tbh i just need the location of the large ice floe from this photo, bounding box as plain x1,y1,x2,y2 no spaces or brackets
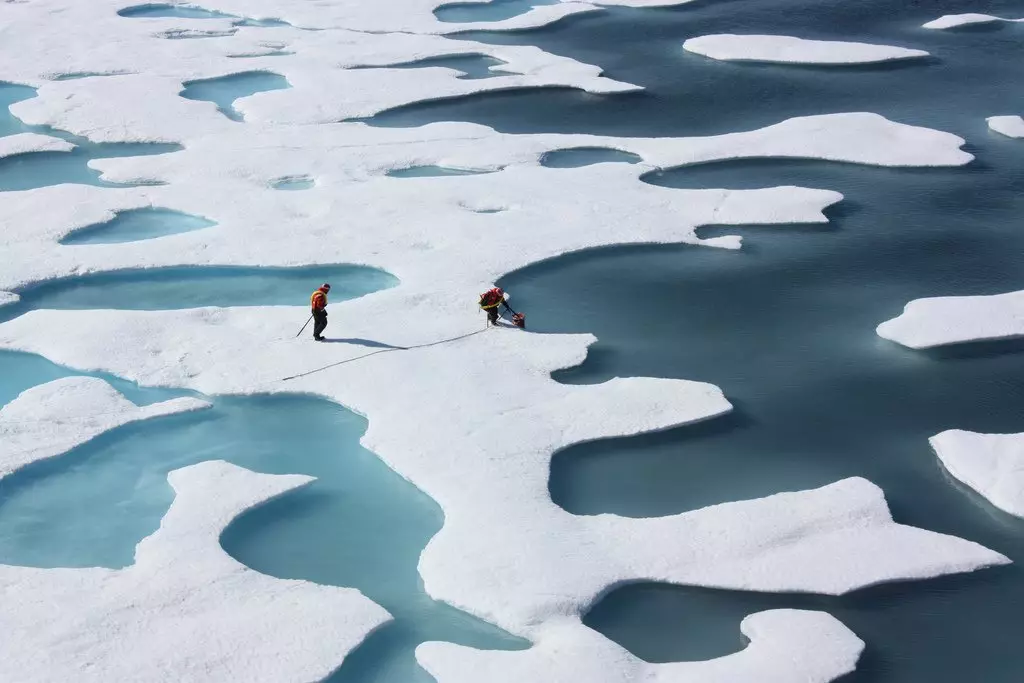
877,290,1024,348
683,34,929,65
0,0,1010,680
931,430,1024,518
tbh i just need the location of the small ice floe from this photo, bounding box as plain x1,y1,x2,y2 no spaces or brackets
987,115,1024,138
683,34,929,65
877,290,1024,348
931,429,1024,518
923,13,1023,30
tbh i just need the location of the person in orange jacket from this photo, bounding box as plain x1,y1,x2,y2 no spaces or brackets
310,283,331,341
479,286,511,326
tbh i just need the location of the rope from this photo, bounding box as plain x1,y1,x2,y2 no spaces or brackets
277,327,490,382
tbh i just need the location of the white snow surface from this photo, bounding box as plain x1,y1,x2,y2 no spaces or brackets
0,376,208,479
0,291,17,308
0,459,391,682
0,132,74,159
0,0,1006,680
932,430,1024,518
420,609,864,683
923,13,1023,29
987,115,1024,138
877,289,1024,348
683,34,929,64
0,308,1009,635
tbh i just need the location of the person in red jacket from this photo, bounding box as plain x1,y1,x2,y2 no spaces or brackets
310,283,330,341
479,286,510,326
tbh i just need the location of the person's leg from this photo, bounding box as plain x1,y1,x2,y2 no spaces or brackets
313,311,328,339
487,307,498,325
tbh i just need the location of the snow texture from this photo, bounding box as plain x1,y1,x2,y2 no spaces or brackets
0,309,1009,636
923,13,1023,29
0,376,208,479
0,132,74,159
683,34,929,65
931,430,1024,518
0,291,17,308
877,290,1024,348
0,459,391,682
988,115,1024,138
0,0,1006,680
419,609,864,683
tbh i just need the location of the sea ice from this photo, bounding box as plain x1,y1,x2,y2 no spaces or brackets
0,132,74,159
987,115,1024,138
877,290,1024,348
683,34,929,65
923,13,1023,29
0,309,1008,637
0,0,1009,680
0,459,391,682
0,376,207,479
419,610,863,683
931,430,1024,518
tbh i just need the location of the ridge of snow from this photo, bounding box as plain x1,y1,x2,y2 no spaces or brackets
931,429,1024,518
0,460,391,682
877,290,1024,348
0,376,208,479
0,132,75,159
683,34,929,65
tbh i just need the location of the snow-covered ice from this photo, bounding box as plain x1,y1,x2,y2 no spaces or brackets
877,290,1024,348
931,430,1024,518
419,610,864,683
987,115,1024,138
923,13,1023,30
0,132,74,159
0,0,1009,679
0,309,1009,636
683,34,929,65
0,376,207,479
0,459,391,682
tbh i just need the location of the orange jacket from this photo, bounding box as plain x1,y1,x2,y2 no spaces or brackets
311,288,328,311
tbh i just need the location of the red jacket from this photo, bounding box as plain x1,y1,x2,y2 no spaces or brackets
311,288,328,311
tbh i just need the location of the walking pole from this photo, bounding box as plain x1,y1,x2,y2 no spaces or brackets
295,314,314,338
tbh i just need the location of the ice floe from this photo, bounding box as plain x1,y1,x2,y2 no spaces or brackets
931,430,1024,518
0,459,391,682
0,309,1008,636
0,376,207,479
0,292,17,309
0,132,74,159
683,34,929,65
419,610,863,683
987,115,1024,138
923,13,1023,30
877,290,1024,348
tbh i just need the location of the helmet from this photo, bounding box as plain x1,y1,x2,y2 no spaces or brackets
321,283,331,291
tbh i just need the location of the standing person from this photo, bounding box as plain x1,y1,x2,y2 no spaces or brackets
310,283,330,341
479,286,510,326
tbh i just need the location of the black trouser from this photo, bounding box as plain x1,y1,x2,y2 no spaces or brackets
312,309,328,338
486,306,500,324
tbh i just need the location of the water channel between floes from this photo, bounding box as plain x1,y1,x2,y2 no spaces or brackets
4,0,1024,681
